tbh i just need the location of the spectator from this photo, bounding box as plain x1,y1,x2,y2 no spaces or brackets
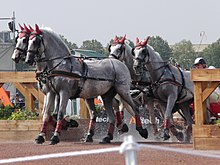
193,57,207,69
193,57,211,124
11,93,25,109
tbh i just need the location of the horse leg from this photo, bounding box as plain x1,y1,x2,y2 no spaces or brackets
50,92,69,145
179,103,193,143
143,96,159,136
112,97,129,134
100,89,117,143
117,88,148,139
47,94,60,128
163,95,177,141
35,92,55,144
83,98,97,142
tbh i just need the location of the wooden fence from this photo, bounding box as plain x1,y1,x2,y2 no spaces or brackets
191,69,220,150
0,71,89,118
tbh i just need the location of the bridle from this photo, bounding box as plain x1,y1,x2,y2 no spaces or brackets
14,31,30,61
109,42,125,60
27,33,46,63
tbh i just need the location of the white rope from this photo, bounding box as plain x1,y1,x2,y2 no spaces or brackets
139,144,220,159
0,147,120,164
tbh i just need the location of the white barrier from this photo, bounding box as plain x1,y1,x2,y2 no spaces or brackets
0,135,220,164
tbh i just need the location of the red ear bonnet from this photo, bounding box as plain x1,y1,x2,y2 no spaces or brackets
119,35,126,43
35,24,42,35
19,24,24,31
114,36,119,43
24,24,31,33
136,37,140,45
142,36,150,45
29,25,34,32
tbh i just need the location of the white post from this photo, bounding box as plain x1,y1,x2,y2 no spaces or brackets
119,135,140,165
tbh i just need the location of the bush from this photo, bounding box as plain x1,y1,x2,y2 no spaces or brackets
0,106,13,119
0,106,38,120
7,109,38,120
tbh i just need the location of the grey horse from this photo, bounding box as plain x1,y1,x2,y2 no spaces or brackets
109,35,187,141
108,35,161,135
11,24,78,144
12,24,127,144
132,37,194,142
24,24,148,144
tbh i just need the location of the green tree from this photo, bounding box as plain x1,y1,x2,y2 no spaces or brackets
202,39,220,68
80,39,105,55
148,36,172,61
60,35,78,50
172,40,195,70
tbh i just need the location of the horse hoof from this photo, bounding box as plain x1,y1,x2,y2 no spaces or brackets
136,127,148,139
49,135,60,145
118,124,129,135
176,132,184,141
69,119,79,128
35,135,45,144
83,134,93,143
99,134,113,144
163,129,170,141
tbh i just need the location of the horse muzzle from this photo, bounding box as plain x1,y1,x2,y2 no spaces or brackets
12,50,22,63
25,52,35,66
133,60,143,75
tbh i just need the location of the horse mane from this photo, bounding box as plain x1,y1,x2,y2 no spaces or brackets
146,44,163,61
40,27,71,55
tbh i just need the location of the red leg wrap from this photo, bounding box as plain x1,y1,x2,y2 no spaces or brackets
163,119,170,129
107,123,115,135
135,115,142,127
116,111,122,126
40,121,48,133
55,121,62,133
120,111,124,120
48,116,57,127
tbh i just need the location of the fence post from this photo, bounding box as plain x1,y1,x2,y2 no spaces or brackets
120,135,140,165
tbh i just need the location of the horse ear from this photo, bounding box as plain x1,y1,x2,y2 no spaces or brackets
19,23,24,31
136,37,140,45
146,36,150,44
29,25,34,32
142,36,150,45
35,24,42,34
119,34,126,43
114,36,119,43
24,24,31,33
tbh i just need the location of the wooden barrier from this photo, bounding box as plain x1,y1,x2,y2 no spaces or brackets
0,71,89,118
0,71,44,112
191,69,220,150
0,71,89,141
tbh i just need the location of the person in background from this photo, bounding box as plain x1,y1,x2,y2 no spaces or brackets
193,57,207,69
193,57,212,124
11,93,25,109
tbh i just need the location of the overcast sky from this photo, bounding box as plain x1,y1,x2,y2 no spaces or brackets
0,0,219,46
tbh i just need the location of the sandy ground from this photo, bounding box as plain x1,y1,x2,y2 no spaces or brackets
0,139,220,165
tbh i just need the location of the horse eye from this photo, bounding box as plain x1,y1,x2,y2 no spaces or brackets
23,38,28,44
142,49,146,54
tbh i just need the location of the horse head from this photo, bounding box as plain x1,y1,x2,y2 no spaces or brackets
132,36,150,75
108,35,127,61
26,24,45,65
11,24,32,63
